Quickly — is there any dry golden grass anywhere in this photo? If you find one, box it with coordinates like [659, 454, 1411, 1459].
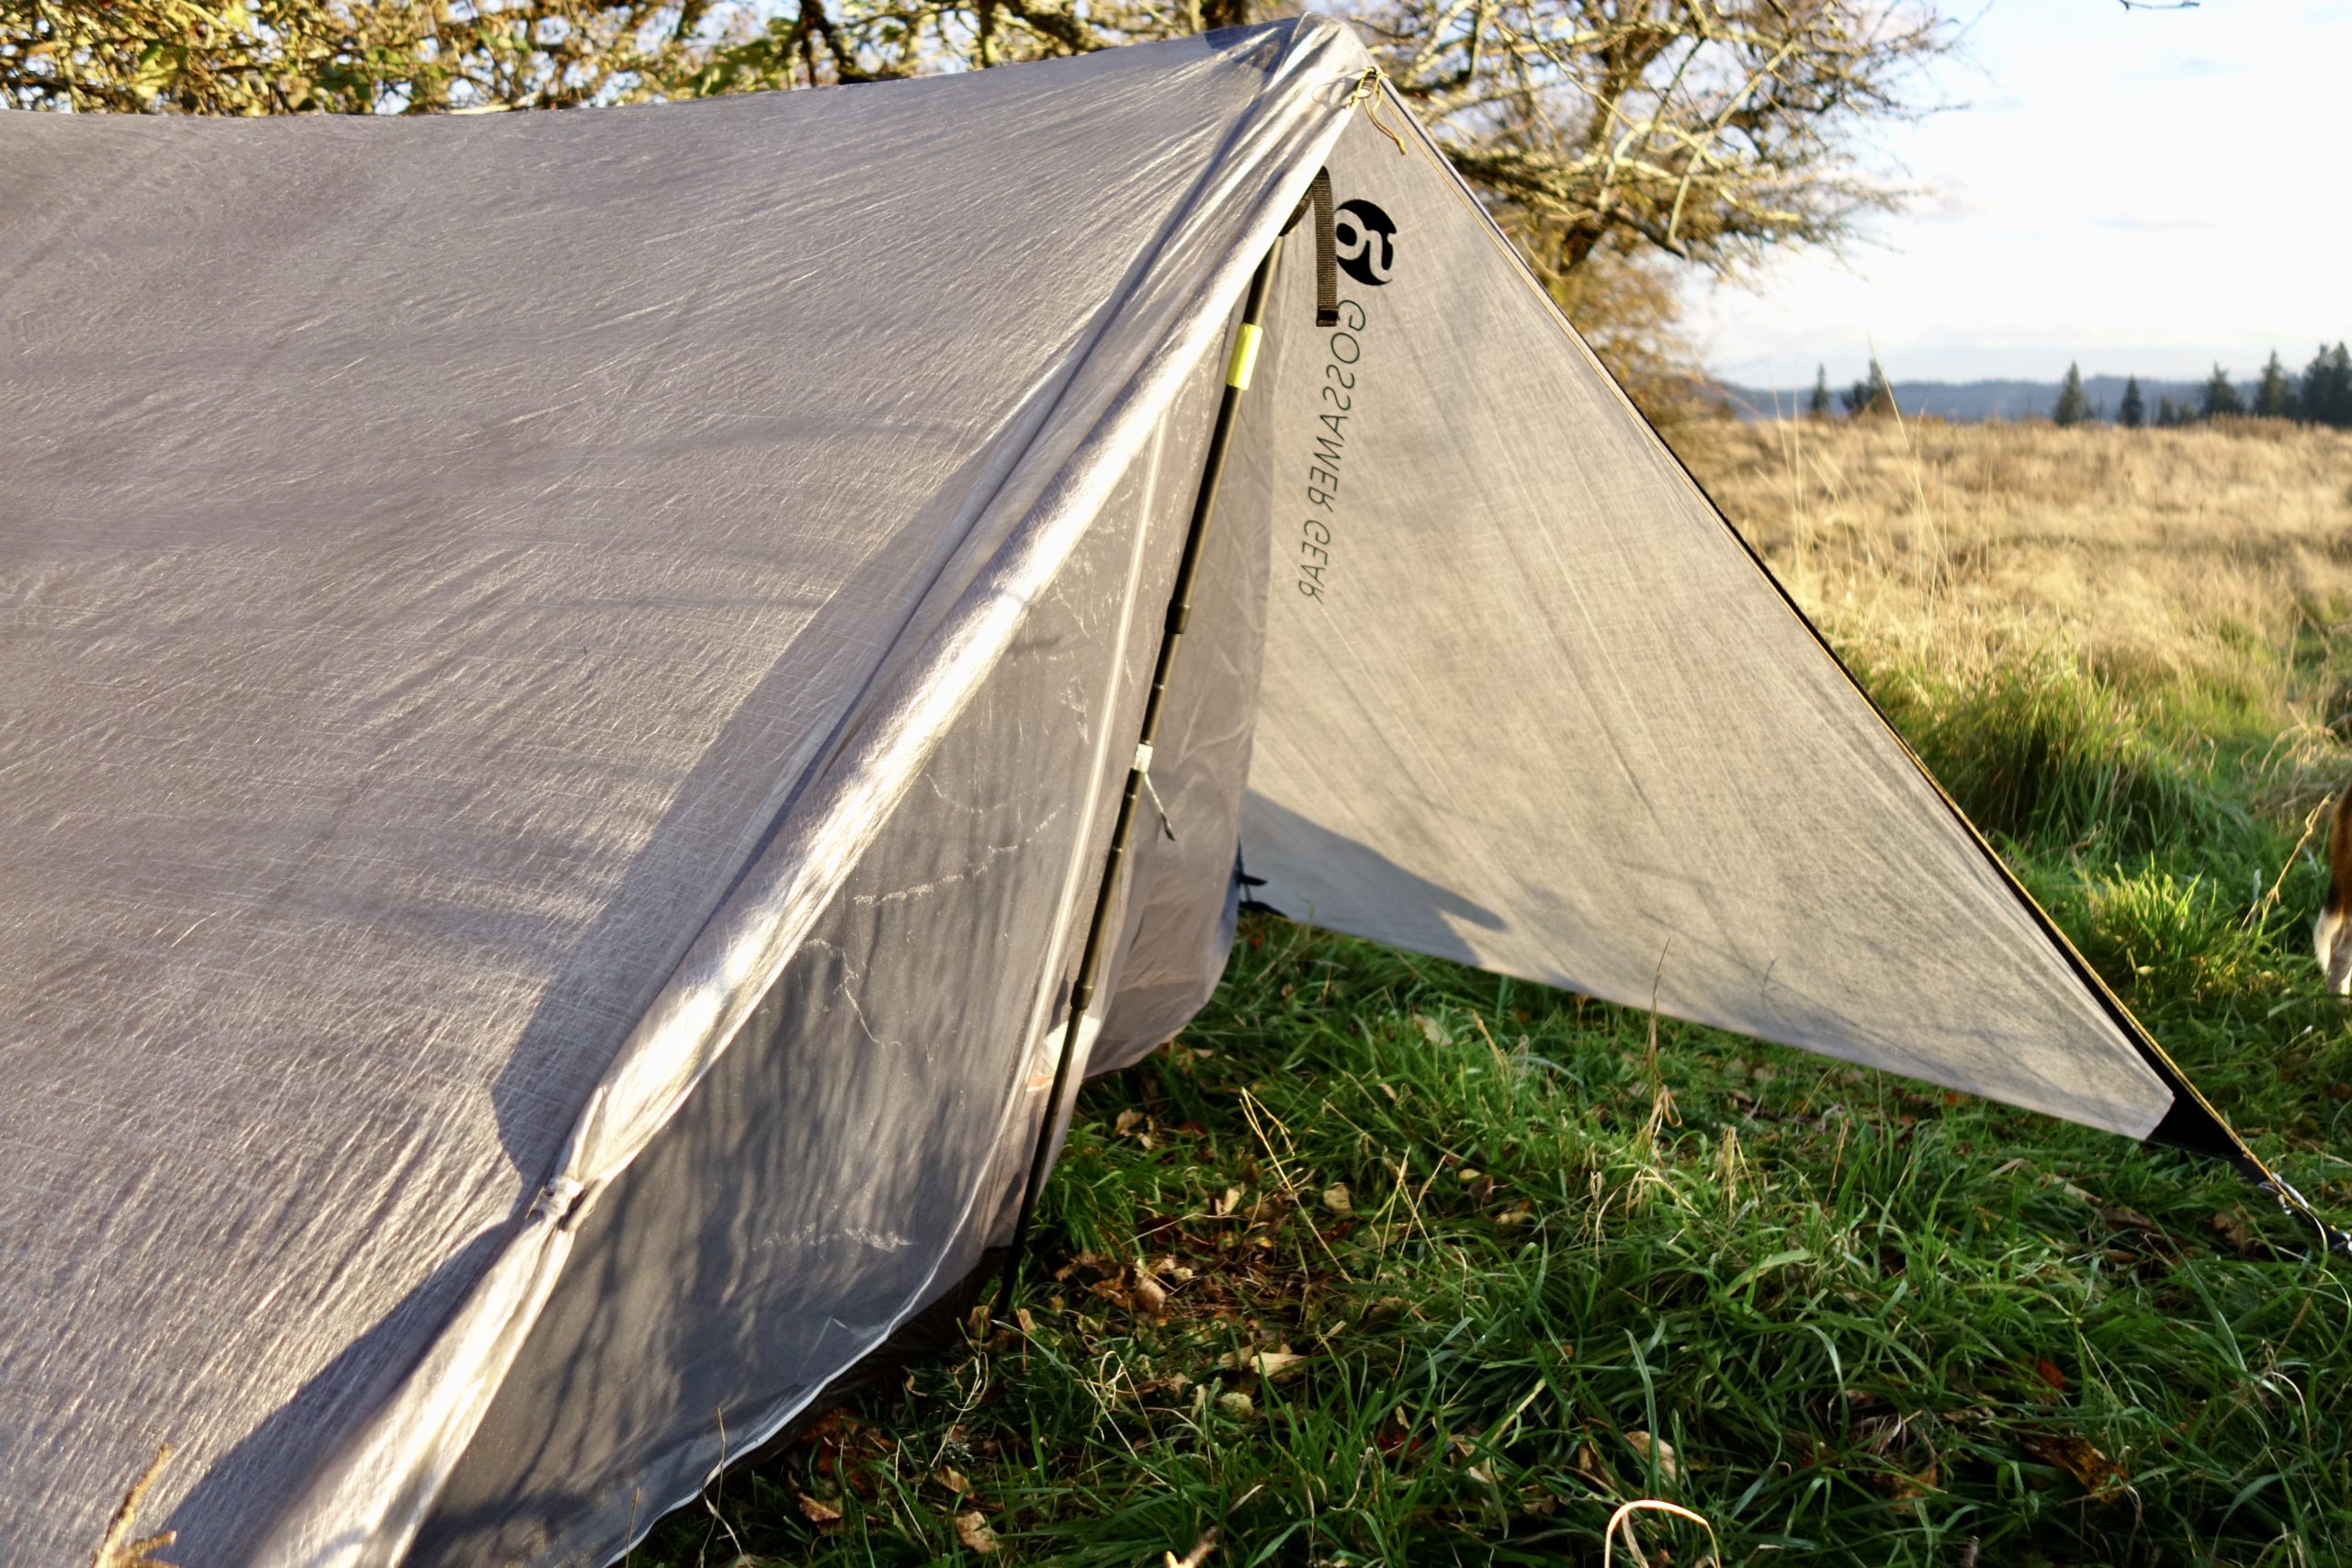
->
[1674, 414, 2352, 807]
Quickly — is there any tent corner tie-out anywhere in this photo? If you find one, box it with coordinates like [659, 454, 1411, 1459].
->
[1692, 474, 2352, 1257]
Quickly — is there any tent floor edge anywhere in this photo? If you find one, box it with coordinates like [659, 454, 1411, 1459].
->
[613, 1249, 1012, 1563]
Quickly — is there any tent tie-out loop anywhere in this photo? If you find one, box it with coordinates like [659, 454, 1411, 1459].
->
[2259, 1168, 2352, 1257]
[1344, 66, 1409, 159]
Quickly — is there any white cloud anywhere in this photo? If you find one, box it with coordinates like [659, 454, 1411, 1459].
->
[1698, 0, 2351, 384]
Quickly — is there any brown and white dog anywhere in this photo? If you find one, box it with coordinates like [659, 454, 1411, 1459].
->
[2320, 780, 2352, 995]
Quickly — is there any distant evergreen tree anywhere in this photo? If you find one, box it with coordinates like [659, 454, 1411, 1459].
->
[2154, 394, 2180, 427]
[1841, 358, 1896, 418]
[1806, 364, 1834, 419]
[2254, 350, 2294, 418]
[2199, 364, 2243, 421]
[2052, 361, 2091, 426]
[2120, 375, 2145, 429]
[2301, 342, 2352, 429]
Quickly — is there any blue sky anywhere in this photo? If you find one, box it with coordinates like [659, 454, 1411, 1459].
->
[1694, 0, 2352, 387]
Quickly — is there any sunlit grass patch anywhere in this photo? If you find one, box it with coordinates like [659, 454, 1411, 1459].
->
[644, 423, 2352, 1567]
[647, 897, 2351, 1565]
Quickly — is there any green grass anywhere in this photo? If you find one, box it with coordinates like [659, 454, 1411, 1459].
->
[643, 649, 2352, 1568]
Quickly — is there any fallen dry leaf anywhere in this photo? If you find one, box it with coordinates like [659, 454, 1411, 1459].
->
[1625, 1430, 1679, 1483]
[798, 1494, 842, 1525]
[1413, 1013, 1453, 1046]
[1495, 1201, 1533, 1227]
[954, 1509, 999, 1553]
[1132, 1269, 1168, 1315]
[1115, 1108, 1145, 1136]
[2025, 1431, 2126, 1501]
[1322, 1182, 1353, 1215]
[1217, 1346, 1307, 1380]
[1883, 1459, 1939, 1511]
[91, 1444, 178, 1568]
[1163, 1526, 1219, 1568]
[1216, 1390, 1256, 1418]
[2211, 1210, 2262, 1255]
[2034, 1359, 2065, 1393]
[935, 1465, 970, 1495]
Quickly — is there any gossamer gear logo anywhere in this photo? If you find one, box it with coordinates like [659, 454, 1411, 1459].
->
[1296, 192, 1396, 604]
[1331, 199, 1396, 287]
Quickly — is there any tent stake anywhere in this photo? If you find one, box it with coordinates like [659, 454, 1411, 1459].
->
[1000, 230, 1290, 1298]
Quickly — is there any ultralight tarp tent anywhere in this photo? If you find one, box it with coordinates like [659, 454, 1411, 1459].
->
[0, 17, 2311, 1567]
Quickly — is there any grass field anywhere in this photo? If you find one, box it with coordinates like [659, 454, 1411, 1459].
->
[643, 417, 2352, 1567]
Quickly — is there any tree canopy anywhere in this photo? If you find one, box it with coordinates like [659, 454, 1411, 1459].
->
[2199, 365, 2244, 422]
[1, 1, 708, 113]
[2253, 351, 2294, 419]
[4, 1, 1958, 420]
[2052, 361, 2089, 427]
[1841, 357, 1895, 418]
[7, 1, 1955, 267]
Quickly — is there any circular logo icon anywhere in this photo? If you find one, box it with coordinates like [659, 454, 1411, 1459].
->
[1332, 198, 1397, 288]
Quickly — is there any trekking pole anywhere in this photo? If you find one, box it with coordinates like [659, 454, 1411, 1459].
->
[997, 227, 1293, 1303]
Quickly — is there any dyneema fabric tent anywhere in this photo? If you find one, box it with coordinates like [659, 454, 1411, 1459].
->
[0, 17, 2321, 1567]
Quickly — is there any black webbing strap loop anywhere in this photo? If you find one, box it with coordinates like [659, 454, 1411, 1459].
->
[1306, 167, 1339, 327]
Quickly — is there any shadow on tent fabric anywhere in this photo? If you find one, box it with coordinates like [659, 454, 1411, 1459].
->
[164, 1227, 516, 1564]
[467, 360, 1082, 1190]
[1238, 787, 1505, 965]
[415, 972, 998, 1562]
[1242, 784, 2077, 1102]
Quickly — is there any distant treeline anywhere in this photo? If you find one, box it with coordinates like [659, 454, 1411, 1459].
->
[1723, 344, 2352, 427]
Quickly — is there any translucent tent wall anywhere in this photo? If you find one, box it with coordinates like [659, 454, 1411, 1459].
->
[0, 17, 2284, 1568]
